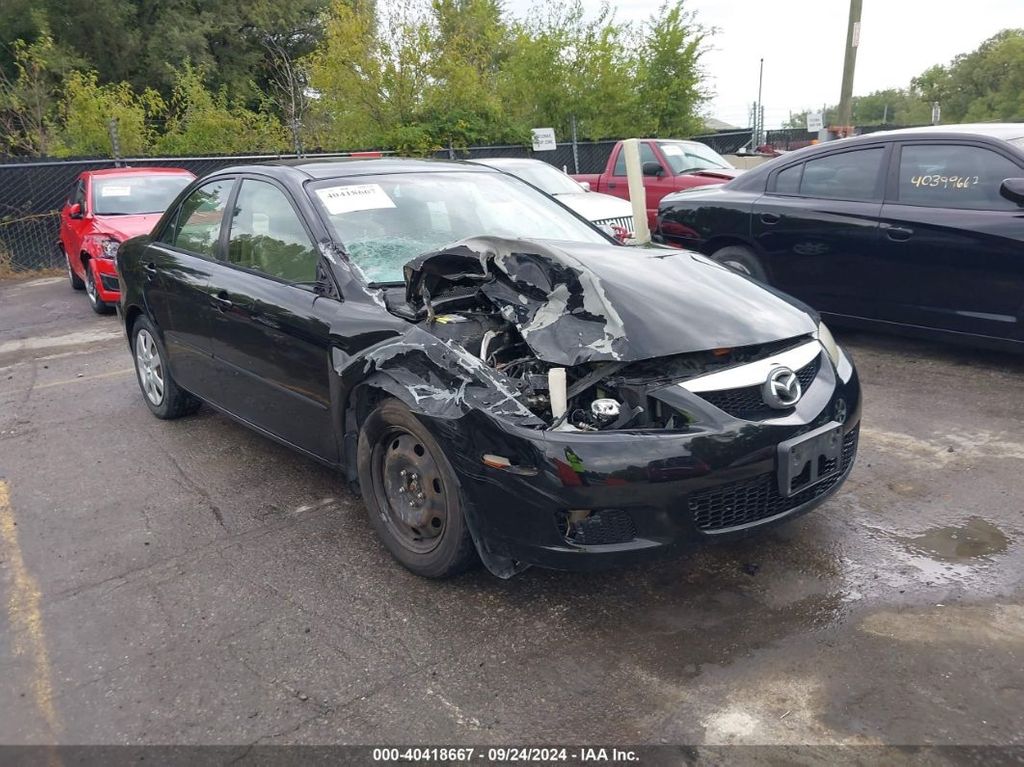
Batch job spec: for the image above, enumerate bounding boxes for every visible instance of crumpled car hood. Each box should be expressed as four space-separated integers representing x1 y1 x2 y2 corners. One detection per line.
404 237 817 367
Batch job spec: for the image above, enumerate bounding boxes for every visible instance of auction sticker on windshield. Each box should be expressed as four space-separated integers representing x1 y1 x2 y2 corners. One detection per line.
100 185 132 197
317 184 396 215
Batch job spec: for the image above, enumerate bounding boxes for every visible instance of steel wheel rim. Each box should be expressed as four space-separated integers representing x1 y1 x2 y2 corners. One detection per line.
135 329 165 406
85 266 98 304
371 427 449 554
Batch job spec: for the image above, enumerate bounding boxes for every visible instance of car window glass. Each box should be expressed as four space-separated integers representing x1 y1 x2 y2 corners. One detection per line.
658 141 732 173
612 143 659 176
897 144 1021 210
165 179 232 257
92 175 192 215
73 181 86 210
227 180 318 282
799 147 884 201
774 163 803 194
311 171 608 284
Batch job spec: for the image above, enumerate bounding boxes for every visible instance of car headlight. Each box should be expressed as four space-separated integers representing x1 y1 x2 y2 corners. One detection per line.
816 322 840 367
99 238 120 259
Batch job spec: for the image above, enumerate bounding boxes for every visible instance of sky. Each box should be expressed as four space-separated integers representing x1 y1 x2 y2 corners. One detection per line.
507 0 1024 129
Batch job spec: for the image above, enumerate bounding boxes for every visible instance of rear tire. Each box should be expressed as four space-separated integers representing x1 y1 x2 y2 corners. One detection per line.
84 260 113 314
65 248 84 291
710 245 768 282
131 316 200 420
358 398 478 578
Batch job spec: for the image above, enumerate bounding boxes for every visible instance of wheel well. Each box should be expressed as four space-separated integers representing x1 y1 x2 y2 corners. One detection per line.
703 235 757 256
124 305 143 343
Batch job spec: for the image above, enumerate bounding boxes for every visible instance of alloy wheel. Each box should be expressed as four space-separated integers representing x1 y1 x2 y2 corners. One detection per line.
135 329 165 406
85 265 99 305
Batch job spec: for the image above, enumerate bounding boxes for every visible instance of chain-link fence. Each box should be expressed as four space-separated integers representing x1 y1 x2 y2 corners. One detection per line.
0 141 624 275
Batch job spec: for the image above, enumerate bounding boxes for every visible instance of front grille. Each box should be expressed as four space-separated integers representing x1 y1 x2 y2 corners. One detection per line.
593 215 634 232
100 274 120 292
564 508 637 545
690 426 859 532
697 357 820 420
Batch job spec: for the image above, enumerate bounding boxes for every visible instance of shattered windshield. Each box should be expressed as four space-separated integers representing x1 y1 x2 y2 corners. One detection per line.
308 171 609 284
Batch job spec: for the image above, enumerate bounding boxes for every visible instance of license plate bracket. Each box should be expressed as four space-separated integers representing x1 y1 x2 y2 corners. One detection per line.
777 421 843 497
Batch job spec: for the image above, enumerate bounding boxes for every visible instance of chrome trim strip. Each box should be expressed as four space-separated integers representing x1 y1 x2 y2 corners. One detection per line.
680 340 823 394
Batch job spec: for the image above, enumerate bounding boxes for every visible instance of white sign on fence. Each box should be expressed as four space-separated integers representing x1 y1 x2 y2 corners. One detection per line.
806 112 824 132
531 128 557 151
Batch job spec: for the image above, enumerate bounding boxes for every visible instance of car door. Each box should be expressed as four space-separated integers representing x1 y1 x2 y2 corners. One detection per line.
751 143 889 318
143 178 235 398
203 176 336 460
60 177 89 270
877 140 1024 341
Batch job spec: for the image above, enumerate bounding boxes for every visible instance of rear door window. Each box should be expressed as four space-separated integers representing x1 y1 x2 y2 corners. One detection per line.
798 147 885 201
773 163 803 195
163 179 233 257
612 143 659 176
896 143 1021 210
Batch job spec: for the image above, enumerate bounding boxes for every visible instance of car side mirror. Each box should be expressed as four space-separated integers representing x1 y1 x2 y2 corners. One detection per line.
999 178 1024 207
578 181 591 192
69 203 83 218
642 161 663 177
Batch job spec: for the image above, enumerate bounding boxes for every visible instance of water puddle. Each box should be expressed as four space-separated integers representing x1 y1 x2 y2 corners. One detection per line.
894 516 1010 562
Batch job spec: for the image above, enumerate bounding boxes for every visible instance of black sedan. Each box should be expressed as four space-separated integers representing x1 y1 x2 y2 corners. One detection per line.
117 158 861 578
657 124 1024 352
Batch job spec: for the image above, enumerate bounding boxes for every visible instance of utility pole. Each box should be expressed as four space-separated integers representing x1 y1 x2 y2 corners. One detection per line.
756 58 764 146
836 0 862 136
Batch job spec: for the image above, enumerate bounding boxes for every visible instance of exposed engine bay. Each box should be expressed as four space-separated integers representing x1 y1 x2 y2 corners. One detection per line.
382 236 816 432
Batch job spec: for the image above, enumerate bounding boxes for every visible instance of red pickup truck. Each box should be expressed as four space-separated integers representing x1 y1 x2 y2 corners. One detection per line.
573 139 741 228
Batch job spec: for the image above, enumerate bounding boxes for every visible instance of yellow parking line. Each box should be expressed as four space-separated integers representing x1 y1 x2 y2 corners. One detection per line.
0 480 62 741
34 368 134 390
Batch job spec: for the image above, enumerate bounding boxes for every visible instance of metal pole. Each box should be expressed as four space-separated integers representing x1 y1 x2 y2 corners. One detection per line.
107 118 122 166
837 0 863 135
570 115 580 175
756 58 764 146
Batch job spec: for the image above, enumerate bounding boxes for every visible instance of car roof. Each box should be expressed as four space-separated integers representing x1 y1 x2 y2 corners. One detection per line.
86 167 195 177
866 123 1024 141
260 157 495 180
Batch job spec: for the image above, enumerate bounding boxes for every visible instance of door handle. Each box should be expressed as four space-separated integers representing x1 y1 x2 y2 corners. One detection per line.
760 213 781 225
143 262 157 273
885 226 913 242
608 182 617 189
211 291 233 311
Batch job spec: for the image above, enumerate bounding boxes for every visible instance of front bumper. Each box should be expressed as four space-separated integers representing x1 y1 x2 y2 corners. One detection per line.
92 258 121 303
427 348 861 573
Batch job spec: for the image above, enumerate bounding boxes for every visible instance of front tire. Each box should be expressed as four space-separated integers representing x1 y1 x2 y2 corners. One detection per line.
710 244 768 282
131 316 200 420
65 247 84 291
357 398 477 578
84 260 113 314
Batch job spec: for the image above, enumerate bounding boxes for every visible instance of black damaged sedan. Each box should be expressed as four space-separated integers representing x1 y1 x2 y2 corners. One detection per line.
117 158 861 578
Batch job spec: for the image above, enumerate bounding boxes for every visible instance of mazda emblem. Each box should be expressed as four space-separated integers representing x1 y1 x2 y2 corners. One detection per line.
762 366 802 409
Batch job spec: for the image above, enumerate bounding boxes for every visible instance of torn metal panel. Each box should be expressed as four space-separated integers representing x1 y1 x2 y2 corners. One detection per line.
404 236 817 367
339 326 544 426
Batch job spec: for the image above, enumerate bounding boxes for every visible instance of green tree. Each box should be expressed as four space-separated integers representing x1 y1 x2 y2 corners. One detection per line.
0 35 62 154
55 71 163 157
155 64 289 155
635 1 709 137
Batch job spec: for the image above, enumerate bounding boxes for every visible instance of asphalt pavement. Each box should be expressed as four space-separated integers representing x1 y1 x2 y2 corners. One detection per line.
1 275 1023 750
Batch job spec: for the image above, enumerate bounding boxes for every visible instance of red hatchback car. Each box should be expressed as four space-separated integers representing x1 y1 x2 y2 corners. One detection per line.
60 168 195 313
